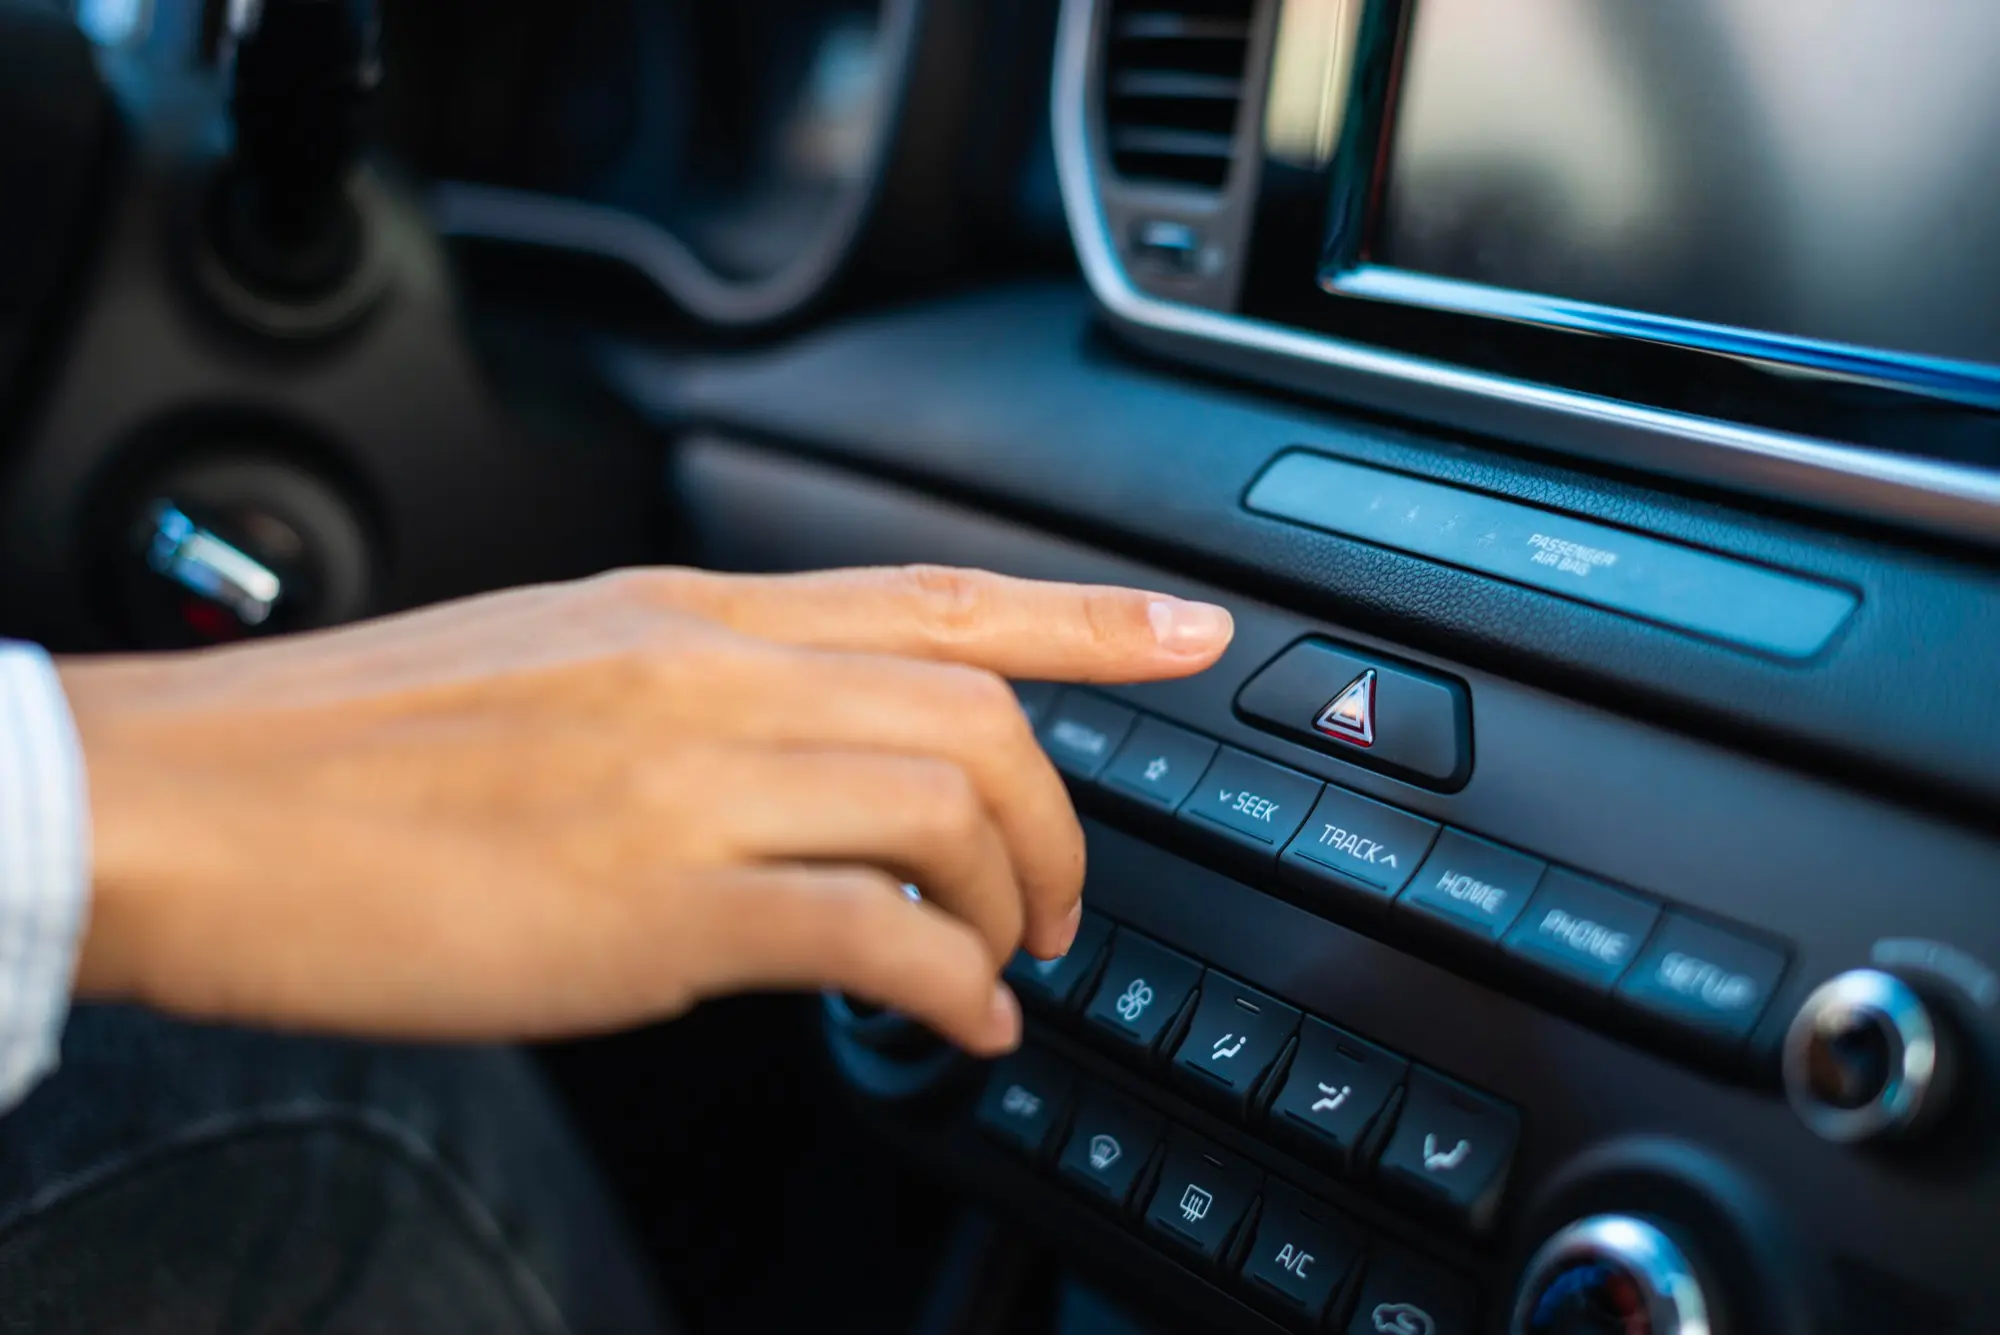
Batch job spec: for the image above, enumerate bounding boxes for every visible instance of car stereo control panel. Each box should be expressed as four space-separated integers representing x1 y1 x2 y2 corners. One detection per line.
1020 671 1795 1080
681 439 2000 1335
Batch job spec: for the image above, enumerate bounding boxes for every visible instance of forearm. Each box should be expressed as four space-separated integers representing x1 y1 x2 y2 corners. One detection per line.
37 566 1232 1062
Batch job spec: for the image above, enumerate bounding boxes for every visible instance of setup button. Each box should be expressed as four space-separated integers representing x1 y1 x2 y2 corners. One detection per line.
1617 912 1787 1043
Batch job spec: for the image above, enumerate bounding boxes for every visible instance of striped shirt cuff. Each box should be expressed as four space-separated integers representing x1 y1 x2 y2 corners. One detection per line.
0 644 91 1114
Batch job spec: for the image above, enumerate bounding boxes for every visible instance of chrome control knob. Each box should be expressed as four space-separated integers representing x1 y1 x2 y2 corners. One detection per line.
1512 1216 1711 1335
1782 968 1952 1143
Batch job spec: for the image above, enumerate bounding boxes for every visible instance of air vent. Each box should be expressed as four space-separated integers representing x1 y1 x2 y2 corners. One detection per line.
1103 0 1254 190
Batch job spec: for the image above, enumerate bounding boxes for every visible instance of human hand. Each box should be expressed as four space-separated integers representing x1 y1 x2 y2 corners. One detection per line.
61 566 1233 1055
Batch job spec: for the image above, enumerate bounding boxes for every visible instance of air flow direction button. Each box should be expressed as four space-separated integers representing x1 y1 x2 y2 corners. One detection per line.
1375 1070 1519 1234
1267 1019 1409 1176
1170 974 1301 1114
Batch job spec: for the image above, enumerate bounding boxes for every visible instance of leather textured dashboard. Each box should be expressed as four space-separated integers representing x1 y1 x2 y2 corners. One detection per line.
607 283 2000 821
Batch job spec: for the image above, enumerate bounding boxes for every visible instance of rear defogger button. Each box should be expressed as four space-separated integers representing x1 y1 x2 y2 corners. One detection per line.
1279 786 1440 916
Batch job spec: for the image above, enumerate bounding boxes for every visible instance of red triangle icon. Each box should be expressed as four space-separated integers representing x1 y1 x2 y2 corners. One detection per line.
1313 670 1376 748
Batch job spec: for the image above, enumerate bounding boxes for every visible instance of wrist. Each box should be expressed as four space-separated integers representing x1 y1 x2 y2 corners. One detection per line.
57 657 199 1004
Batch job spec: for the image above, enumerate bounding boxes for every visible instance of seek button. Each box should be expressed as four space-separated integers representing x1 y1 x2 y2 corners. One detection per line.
1178 748 1319 858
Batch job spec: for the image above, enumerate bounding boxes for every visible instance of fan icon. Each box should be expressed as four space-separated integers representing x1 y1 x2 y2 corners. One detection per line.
1115 978 1155 1022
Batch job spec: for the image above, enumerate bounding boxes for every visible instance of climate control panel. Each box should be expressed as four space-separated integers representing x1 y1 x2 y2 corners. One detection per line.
977 906 1504 1333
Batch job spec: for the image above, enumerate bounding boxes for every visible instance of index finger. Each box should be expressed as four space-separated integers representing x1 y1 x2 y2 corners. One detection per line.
631 565 1235 683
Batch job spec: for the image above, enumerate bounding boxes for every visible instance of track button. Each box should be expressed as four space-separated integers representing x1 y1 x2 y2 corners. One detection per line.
1279 786 1440 915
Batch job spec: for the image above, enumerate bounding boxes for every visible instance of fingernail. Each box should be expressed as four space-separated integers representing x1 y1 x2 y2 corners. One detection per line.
1148 598 1234 654
1055 901 1083 956
987 983 1022 1052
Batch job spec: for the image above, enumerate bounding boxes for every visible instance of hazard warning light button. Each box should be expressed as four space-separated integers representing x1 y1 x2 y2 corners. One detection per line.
1315 670 1376 747
1237 640 1471 791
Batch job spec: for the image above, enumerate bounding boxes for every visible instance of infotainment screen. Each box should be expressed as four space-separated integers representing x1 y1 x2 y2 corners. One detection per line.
1322 0 2000 399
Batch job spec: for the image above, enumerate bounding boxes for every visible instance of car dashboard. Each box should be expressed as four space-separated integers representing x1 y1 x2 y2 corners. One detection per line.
3 2 1999 1333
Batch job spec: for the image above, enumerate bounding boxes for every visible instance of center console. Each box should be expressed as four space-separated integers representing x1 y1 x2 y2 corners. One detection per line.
662 430 2000 1335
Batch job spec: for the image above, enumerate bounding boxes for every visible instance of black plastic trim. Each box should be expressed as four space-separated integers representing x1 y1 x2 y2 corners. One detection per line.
610 283 2000 817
